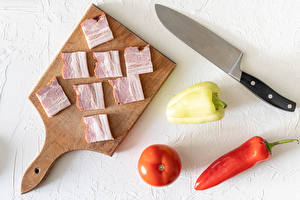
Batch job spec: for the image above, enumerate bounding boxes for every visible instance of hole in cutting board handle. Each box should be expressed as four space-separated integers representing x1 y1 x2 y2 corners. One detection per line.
34 168 40 174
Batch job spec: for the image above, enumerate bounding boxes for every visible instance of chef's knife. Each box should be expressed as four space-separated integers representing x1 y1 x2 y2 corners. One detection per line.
155 4 296 112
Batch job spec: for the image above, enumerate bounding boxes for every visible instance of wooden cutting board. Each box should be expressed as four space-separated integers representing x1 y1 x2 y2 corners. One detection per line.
21 4 175 194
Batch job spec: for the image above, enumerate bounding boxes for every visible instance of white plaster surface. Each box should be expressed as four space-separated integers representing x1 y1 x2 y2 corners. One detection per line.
0 0 300 199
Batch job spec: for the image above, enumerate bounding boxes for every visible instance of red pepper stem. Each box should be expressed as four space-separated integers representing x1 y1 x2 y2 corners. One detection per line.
265 139 299 153
212 93 227 109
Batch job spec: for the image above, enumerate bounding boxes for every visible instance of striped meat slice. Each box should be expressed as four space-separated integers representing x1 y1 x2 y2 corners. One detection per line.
73 82 105 111
108 74 144 104
36 77 71 117
62 52 89 79
81 13 114 49
83 114 114 143
94 50 122 78
124 45 153 75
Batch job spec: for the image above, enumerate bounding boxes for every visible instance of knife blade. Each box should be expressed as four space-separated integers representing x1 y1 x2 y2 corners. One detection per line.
155 4 296 112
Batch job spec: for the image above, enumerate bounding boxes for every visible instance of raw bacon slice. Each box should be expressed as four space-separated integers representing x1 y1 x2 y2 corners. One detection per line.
83 114 114 143
124 45 153 75
73 82 105 111
81 14 114 49
94 50 122 78
36 77 71 117
108 74 144 104
62 52 89 79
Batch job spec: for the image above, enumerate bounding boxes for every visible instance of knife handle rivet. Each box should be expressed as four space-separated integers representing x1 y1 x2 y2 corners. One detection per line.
250 81 256 86
268 94 273 99
287 104 292 109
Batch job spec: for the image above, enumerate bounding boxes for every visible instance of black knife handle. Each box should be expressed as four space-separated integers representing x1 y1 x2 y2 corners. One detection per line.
240 71 296 112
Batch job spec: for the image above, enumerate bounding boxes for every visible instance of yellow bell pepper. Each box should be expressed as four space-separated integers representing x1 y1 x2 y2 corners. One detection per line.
166 82 226 124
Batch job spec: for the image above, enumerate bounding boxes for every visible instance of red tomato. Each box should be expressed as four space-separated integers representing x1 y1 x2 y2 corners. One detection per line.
138 144 181 186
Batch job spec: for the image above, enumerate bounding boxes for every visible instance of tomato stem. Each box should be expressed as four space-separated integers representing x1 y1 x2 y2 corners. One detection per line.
265 139 299 154
158 164 165 171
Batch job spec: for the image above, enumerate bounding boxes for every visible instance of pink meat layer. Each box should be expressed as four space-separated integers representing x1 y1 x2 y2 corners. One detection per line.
73 82 105 111
36 77 71 117
81 14 114 49
108 74 144 104
83 114 114 143
94 50 122 78
124 45 153 75
62 52 89 79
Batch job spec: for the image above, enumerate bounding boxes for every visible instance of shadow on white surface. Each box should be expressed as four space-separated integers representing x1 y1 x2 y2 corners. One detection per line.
174 128 300 173
0 137 8 174
173 131 235 172
219 82 258 111
183 128 298 166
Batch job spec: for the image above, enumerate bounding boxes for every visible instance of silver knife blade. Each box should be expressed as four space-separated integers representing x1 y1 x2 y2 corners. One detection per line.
155 4 243 80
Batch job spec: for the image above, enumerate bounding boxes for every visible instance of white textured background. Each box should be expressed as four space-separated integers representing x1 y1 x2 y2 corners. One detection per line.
1 0 300 199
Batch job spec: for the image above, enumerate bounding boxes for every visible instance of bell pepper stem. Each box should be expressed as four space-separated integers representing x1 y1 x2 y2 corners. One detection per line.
265 139 299 153
212 93 227 109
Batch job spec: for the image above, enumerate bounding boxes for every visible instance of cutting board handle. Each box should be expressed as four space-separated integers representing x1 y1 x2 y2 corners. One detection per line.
21 139 66 194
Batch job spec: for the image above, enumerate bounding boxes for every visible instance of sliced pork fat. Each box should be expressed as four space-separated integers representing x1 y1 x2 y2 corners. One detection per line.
81 14 114 49
108 74 144 104
124 45 153 75
36 77 71 117
62 52 89 79
94 51 122 78
73 82 105 111
83 114 114 143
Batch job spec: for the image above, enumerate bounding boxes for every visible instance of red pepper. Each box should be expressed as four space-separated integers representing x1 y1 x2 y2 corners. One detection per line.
194 136 298 190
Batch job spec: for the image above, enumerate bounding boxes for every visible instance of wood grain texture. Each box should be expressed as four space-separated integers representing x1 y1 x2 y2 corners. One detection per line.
21 4 175 194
